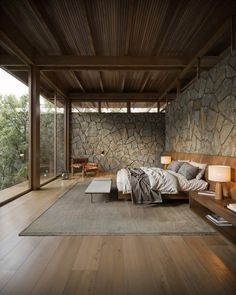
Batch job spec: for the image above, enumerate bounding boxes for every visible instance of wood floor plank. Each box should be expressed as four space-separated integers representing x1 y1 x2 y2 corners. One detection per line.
72 236 104 271
162 236 229 295
0 237 63 295
63 270 97 295
31 236 82 295
122 236 160 295
93 236 125 295
183 236 236 294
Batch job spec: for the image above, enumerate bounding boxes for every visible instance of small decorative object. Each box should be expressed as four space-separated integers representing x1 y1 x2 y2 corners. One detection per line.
62 170 69 180
161 156 171 169
208 165 231 200
100 151 105 156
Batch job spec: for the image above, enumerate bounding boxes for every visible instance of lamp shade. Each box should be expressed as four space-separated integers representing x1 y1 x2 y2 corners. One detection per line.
161 156 171 165
208 165 231 182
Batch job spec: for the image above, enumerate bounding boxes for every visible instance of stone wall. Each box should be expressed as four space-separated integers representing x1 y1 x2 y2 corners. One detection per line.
71 113 165 172
166 53 236 156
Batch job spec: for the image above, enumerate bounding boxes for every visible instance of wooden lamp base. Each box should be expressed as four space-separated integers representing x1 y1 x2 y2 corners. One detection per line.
215 182 223 200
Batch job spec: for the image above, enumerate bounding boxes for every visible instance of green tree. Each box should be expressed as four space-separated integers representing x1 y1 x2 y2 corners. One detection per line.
0 94 28 190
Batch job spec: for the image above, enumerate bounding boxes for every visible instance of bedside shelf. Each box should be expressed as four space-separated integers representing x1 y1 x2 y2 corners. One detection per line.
189 191 236 244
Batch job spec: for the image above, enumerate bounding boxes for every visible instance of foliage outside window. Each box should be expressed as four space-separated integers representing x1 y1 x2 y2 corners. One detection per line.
0 94 29 191
101 102 127 113
71 102 98 113
131 102 158 113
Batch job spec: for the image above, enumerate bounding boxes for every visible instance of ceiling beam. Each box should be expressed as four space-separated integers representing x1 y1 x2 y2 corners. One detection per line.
34 55 219 71
1 54 220 70
158 18 230 101
68 92 175 101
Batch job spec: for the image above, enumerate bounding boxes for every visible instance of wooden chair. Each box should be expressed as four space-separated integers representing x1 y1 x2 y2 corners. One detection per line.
83 162 99 177
71 158 88 176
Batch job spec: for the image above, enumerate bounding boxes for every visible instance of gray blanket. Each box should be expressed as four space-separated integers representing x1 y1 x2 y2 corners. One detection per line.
127 168 163 204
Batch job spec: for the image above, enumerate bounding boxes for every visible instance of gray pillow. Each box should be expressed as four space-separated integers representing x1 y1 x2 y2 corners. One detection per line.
178 162 199 180
167 161 183 172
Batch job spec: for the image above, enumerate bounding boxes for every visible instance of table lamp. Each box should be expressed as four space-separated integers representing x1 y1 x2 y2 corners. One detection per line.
208 165 231 200
161 156 171 169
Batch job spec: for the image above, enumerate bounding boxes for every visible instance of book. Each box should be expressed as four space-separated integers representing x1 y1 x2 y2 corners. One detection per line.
206 214 232 226
198 190 215 196
227 203 236 213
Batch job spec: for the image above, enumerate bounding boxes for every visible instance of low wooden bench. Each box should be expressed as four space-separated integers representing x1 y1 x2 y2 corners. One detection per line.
85 178 112 203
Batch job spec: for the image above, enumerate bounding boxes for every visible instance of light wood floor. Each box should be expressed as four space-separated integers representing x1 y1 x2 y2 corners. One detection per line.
0 176 235 295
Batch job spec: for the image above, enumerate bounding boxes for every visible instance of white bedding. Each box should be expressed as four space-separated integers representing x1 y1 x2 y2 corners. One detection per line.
117 167 208 194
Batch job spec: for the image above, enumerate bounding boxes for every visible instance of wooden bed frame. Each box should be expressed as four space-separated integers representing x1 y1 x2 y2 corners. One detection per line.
118 152 236 200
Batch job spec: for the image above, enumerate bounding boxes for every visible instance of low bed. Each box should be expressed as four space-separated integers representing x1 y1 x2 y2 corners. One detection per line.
117 166 208 203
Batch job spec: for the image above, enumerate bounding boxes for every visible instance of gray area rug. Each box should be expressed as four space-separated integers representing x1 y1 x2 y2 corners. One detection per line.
20 181 216 236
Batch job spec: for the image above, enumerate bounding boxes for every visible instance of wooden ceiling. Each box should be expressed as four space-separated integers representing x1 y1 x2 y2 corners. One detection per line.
0 0 235 105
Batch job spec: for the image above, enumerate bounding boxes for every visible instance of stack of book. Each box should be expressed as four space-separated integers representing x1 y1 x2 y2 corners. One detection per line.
227 203 236 213
206 213 232 226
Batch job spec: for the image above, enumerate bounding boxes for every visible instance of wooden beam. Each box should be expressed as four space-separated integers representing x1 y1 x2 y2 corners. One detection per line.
28 65 40 190
197 57 201 79
231 15 236 53
0 55 24 66
34 55 219 71
176 79 181 97
158 18 230 101
68 92 175 101
64 99 70 172
1 54 219 70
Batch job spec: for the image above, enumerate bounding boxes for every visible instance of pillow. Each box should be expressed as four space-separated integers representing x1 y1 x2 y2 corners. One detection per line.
178 162 199 180
190 161 207 180
178 159 190 162
167 161 183 172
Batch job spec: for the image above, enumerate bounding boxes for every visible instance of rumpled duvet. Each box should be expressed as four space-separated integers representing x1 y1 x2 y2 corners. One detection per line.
127 168 163 204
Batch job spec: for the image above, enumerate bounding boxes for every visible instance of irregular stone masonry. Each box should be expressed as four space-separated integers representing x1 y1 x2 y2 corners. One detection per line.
71 113 165 172
166 53 236 156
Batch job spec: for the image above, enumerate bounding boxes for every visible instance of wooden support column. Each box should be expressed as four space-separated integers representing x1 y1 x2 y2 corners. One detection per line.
54 92 57 176
64 99 71 172
127 101 131 113
231 15 236 53
29 65 40 190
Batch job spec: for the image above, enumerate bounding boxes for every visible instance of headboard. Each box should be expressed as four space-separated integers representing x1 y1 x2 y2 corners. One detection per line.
164 152 236 200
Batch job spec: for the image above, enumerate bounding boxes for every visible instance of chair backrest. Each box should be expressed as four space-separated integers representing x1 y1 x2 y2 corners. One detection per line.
72 157 88 164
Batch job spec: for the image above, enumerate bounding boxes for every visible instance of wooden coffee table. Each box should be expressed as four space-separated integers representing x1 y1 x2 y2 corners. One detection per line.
85 178 112 203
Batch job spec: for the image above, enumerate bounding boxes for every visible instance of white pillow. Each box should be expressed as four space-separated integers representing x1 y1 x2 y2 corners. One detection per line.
190 161 207 180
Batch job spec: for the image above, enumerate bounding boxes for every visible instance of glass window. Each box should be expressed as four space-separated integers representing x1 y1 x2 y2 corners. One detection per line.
131 102 158 113
71 102 98 113
0 69 29 199
40 97 55 184
101 102 127 113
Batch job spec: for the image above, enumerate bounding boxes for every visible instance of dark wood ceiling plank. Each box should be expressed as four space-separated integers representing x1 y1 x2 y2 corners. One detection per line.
26 0 68 55
139 72 150 92
83 0 104 92
158 18 230 101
